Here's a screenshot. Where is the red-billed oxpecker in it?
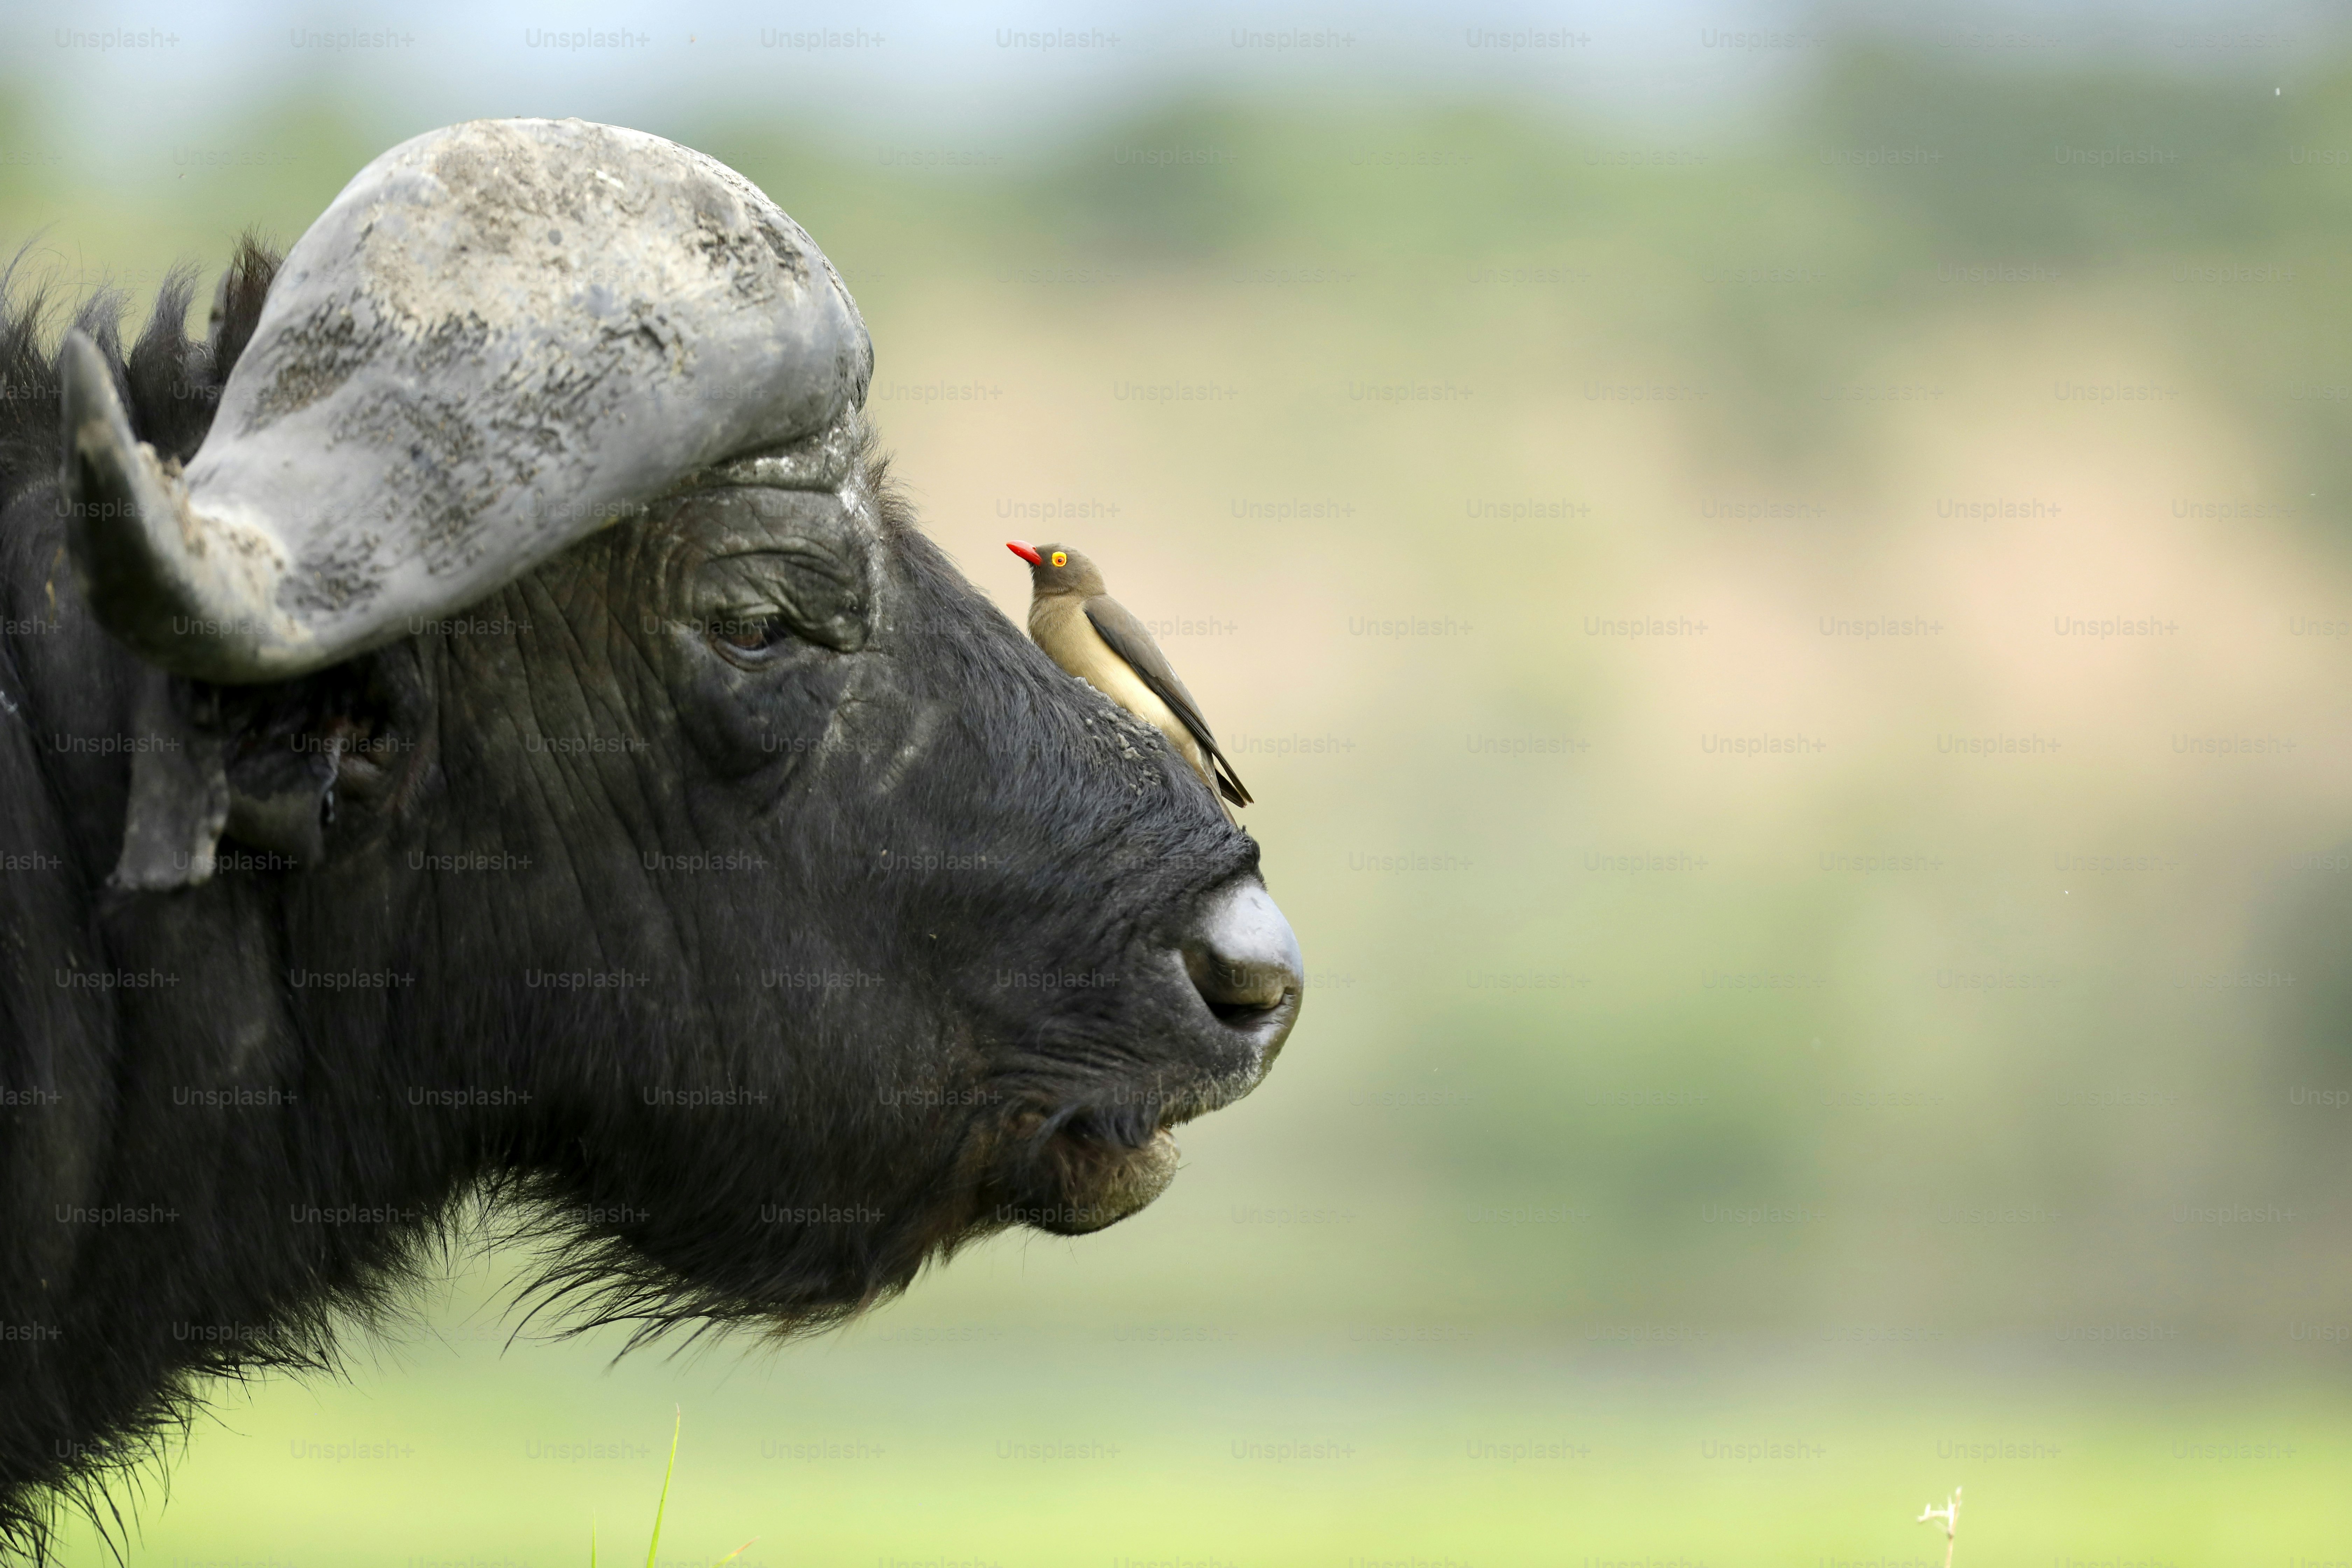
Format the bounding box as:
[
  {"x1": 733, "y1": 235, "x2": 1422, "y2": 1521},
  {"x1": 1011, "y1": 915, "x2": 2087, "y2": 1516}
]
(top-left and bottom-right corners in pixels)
[{"x1": 1007, "y1": 542, "x2": 1252, "y2": 809}]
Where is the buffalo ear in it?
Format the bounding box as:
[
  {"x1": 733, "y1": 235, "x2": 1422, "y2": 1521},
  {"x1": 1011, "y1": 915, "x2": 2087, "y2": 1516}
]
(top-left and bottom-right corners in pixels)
[
  {"x1": 108, "y1": 657, "x2": 412, "y2": 890},
  {"x1": 108, "y1": 672, "x2": 230, "y2": 891},
  {"x1": 107, "y1": 673, "x2": 337, "y2": 889}
]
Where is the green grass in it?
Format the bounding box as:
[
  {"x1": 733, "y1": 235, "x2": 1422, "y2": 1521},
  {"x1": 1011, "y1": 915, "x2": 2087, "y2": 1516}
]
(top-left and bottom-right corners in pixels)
[
  {"x1": 40, "y1": 1291, "x2": 2352, "y2": 1567},
  {"x1": 590, "y1": 1409, "x2": 754, "y2": 1568}
]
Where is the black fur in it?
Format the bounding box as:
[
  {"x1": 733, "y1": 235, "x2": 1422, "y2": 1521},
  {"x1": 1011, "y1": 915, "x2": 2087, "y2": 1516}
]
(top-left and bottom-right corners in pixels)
[{"x1": 0, "y1": 243, "x2": 1272, "y2": 1559}]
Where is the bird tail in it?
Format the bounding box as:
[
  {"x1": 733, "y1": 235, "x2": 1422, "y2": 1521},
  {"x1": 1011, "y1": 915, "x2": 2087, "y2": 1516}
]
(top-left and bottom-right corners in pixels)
[{"x1": 1211, "y1": 751, "x2": 1252, "y2": 808}]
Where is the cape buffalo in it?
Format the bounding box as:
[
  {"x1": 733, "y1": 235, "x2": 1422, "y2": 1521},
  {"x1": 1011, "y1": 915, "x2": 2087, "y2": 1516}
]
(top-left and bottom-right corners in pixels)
[{"x1": 0, "y1": 118, "x2": 1301, "y2": 1555}]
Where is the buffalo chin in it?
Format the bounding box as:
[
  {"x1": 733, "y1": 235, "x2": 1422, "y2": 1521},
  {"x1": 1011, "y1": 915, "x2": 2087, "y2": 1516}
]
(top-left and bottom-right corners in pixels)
[
  {"x1": 1051, "y1": 1126, "x2": 1182, "y2": 1234},
  {"x1": 985, "y1": 1124, "x2": 1183, "y2": 1237}
]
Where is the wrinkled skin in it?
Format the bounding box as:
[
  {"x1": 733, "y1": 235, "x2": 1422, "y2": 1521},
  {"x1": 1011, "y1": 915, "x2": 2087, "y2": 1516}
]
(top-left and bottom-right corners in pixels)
[{"x1": 0, "y1": 265, "x2": 1298, "y2": 1555}]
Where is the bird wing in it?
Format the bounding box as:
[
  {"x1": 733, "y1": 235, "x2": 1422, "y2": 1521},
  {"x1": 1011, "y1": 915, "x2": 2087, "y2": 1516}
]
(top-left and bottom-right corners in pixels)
[{"x1": 1084, "y1": 598, "x2": 1253, "y2": 807}]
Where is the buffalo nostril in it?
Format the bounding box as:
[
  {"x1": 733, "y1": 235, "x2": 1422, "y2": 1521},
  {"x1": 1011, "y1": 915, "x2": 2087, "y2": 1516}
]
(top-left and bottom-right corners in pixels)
[{"x1": 1185, "y1": 880, "x2": 1303, "y2": 1024}]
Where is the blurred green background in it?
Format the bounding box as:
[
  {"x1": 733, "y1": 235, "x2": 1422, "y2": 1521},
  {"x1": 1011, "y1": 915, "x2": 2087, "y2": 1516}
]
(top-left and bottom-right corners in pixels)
[{"x1": 7, "y1": 6, "x2": 2352, "y2": 1563}]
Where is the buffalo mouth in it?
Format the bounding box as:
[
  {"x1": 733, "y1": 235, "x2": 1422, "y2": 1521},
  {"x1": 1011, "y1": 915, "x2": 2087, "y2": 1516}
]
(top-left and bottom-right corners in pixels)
[{"x1": 975, "y1": 878, "x2": 1304, "y2": 1237}]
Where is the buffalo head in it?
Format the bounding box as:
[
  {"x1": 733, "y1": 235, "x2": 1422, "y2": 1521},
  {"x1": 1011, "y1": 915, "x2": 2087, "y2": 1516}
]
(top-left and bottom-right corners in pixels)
[{"x1": 1, "y1": 116, "x2": 1299, "y2": 1543}]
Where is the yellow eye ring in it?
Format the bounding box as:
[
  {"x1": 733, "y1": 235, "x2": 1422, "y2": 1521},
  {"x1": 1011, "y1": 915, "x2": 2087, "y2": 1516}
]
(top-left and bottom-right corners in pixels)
[{"x1": 1051, "y1": 551, "x2": 1068, "y2": 567}]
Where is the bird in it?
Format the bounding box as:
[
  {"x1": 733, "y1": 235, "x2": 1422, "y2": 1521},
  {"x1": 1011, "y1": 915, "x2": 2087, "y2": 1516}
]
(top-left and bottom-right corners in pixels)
[{"x1": 1007, "y1": 541, "x2": 1252, "y2": 808}]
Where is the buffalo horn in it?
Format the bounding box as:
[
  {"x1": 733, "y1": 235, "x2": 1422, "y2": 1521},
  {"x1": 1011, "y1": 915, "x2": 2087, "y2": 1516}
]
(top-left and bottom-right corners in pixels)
[{"x1": 61, "y1": 117, "x2": 873, "y2": 684}]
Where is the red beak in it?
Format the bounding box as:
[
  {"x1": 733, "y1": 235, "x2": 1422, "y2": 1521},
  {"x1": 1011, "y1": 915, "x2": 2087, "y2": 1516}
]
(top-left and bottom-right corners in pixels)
[{"x1": 1006, "y1": 541, "x2": 1044, "y2": 566}]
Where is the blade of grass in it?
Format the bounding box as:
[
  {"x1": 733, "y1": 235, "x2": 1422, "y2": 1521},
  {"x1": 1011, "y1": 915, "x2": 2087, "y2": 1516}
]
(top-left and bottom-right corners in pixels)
[{"x1": 645, "y1": 1407, "x2": 681, "y2": 1568}]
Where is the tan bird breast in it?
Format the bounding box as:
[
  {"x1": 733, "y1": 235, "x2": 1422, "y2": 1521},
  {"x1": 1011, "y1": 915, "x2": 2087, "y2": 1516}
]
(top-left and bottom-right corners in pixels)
[{"x1": 1028, "y1": 596, "x2": 1214, "y2": 780}]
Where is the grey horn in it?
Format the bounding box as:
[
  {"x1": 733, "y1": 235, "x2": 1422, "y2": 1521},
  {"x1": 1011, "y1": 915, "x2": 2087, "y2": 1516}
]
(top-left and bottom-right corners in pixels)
[{"x1": 59, "y1": 117, "x2": 872, "y2": 683}]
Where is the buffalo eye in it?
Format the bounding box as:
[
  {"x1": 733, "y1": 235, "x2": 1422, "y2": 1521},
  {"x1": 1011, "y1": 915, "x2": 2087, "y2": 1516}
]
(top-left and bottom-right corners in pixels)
[
  {"x1": 677, "y1": 488, "x2": 873, "y2": 659},
  {"x1": 709, "y1": 614, "x2": 791, "y2": 654}
]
